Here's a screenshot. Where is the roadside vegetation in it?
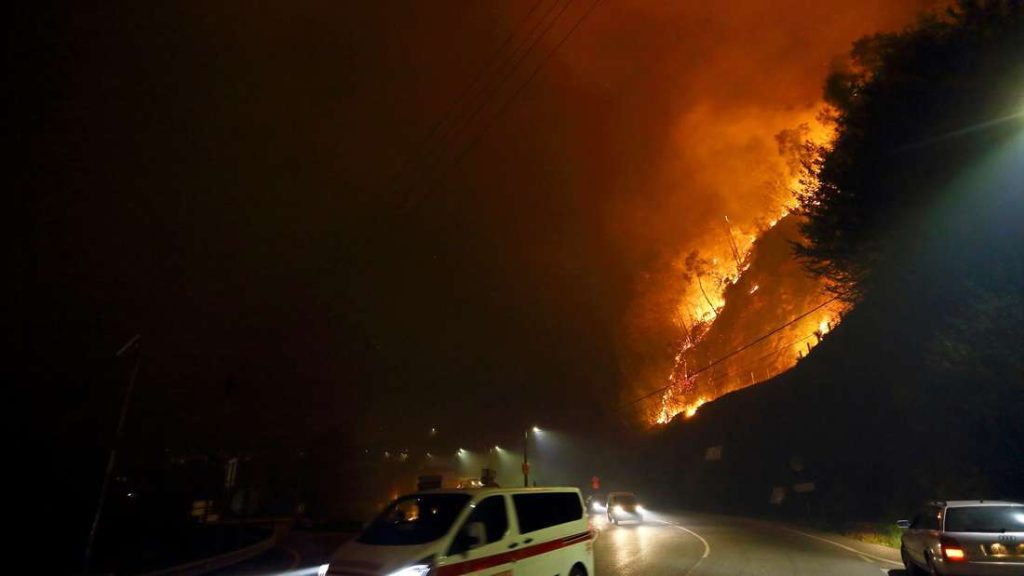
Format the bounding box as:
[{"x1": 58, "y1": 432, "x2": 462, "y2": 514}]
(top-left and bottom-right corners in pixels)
[{"x1": 647, "y1": 0, "x2": 1023, "y2": 527}]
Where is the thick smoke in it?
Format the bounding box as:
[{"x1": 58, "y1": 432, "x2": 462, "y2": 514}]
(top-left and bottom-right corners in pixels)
[{"x1": 548, "y1": 0, "x2": 931, "y2": 417}]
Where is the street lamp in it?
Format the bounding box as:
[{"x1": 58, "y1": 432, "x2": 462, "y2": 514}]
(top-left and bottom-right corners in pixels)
[{"x1": 523, "y1": 426, "x2": 542, "y2": 487}]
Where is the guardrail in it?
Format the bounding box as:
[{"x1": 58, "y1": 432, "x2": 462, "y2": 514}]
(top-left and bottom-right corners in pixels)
[{"x1": 140, "y1": 518, "x2": 290, "y2": 576}]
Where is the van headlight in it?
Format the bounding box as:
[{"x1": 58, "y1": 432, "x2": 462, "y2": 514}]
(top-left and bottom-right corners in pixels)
[
  {"x1": 637, "y1": 505, "x2": 646, "y2": 513},
  {"x1": 317, "y1": 565, "x2": 330, "y2": 576},
  {"x1": 614, "y1": 505, "x2": 624, "y2": 514},
  {"x1": 386, "y1": 565, "x2": 431, "y2": 576}
]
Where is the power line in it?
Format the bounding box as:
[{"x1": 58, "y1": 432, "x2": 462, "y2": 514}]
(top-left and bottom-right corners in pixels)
[
  {"x1": 386, "y1": 0, "x2": 550, "y2": 201},
  {"x1": 629, "y1": 295, "x2": 842, "y2": 407},
  {"x1": 406, "y1": 0, "x2": 603, "y2": 205},
  {"x1": 698, "y1": 331, "x2": 820, "y2": 388},
  {"x1": 393, "y1": 0, "x2": 571, "y2": 206},
  {"x1": 445, "y1": 0, "x2": 603, "y2": 173},
  {"x1": 422, "y1": 0, "x2": 548, "y2": 148},
  {"x1": 434, "y1": 0, "x2": 573, "y2": 157}
]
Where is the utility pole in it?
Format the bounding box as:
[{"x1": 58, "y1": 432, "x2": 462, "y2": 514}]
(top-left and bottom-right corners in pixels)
[
  {"x1": 83, "y1": 334, "x2": 142, "y2": 575},
  {"x1": 522, "y1": 428, "x2": 529, "y2": 487}
]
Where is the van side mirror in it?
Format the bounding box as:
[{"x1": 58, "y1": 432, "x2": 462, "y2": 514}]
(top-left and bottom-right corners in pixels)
[
  {"x1": 896, "y1": 520, "x2": 911, "y2": 529},
  {"x1": 453, "y1": 521, "x2": 486, "y2": 555},
  {"x1": 464, "y1": 521, "x2": 486, "y2": 549}
]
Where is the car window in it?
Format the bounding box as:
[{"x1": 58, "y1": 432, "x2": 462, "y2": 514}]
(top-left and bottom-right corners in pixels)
[
  {"x1": 944, "y1": 506, "x2": 1024, "y2": 533},
  {"x1": 513, "y1": 492, "x2": 583, "y2": 534},
  {"x1": 448, "y1": 495, "x2": 508, "y2": 555},
  {"x1": 910, "y1": 507, "x2": 941, "y2": 530},
  {"x1": 358, "y1": 493, "x2": 471, "y2": 546}
]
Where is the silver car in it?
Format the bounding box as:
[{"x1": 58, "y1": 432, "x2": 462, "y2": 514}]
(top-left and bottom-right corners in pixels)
[
  {"x1": 898, "y1": 500, "x2": 1024, "y2": 575},
  {"x1": 606, "y1": 491, "x2": 644, "y2": 525}
]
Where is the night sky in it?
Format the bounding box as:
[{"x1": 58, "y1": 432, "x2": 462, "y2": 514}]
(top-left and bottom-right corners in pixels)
[{"x1": 16, "y1": 1, "x2": 928, "y2": 454}]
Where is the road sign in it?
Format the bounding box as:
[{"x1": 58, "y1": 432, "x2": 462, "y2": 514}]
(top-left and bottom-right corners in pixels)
[
  {"x1": 521, "y1": 462, "x2": 530, "y2": 474},
  {"x1": 591, "y1": 476, "x2": 600, "y2": 490}
]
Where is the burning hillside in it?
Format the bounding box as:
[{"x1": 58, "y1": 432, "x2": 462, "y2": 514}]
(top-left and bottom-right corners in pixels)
[
  {"x1": 651, "y1": 213, "x2": 849, "y2": 424},
  {"x1": 587, "y1": 2, "x2": 926, "y2": 427},
  {"x1": 645, "y1": 122, "x2": 850, "y2": 424}
]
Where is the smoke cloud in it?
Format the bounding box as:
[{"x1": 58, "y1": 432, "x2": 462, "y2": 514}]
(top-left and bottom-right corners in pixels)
[{"x1": 537, "y1": 0, "x2": 931, "y2": 416}]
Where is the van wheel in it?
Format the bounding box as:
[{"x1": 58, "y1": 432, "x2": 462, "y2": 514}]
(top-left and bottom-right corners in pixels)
[{"x1": 569, "y1": 563, "x2": 587, "y2": 576}]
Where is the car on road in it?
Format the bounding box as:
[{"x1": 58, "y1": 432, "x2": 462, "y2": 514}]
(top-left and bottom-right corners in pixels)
[
  {"x1": 321, "y1": 486, "x2": 594, "y2": 576},
  {"x1": 898, "y1": 500, "x2": 1024, "y2": 575},
  {"x1": 606, "y1": 491, "x2": 644, "y2": 525}
]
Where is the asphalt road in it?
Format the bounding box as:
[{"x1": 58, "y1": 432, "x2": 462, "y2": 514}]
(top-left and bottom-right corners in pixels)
[
  {"x1": 212, "y1": 511, "x2": 909, "y2": 575},
  {"x1": 593, "y1": 510, "x2": 906, "y2": 576}
]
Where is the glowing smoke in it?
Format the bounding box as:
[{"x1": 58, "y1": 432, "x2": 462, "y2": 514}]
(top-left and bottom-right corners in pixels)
[{"x1": 551, "y1": 0, "x2": 931, "y2": 423}]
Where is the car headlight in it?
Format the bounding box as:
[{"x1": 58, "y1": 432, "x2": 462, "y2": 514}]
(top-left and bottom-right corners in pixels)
[
  {"x1": 317, "y1": 565, "x2": 330, "y2": 576},
  {"x1": 614, "y1": 505, "x2": 624, "y2": 514},
  {"x1": 386, "y1": 565, "x2": 431, "y2": 576},
  {"x1": 637, "y1": 505, "x2": 646, "y2": 513}
]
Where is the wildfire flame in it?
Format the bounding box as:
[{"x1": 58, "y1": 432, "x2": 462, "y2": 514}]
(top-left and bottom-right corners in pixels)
[{"x1": 649, "y1": 121, "x2": 851, "y2": 426}]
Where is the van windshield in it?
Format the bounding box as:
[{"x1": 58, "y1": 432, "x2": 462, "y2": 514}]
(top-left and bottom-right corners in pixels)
[{"x1": 358, "y1": 494, "x2": 472, "y2": 546}]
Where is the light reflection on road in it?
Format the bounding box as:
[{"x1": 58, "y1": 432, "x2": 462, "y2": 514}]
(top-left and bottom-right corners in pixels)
[
  {"x1": 592, "y1": 510, "x2": 706, "y2": 576},
  {"x1": 606, "y1": 523, "x2": 656, "y2": 571}
]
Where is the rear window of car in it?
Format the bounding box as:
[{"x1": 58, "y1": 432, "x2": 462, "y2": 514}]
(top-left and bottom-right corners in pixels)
[
  {"x1": 513, "y1": 492, "x2": 583, "y2": 534},
  {"x1": 944, "y1": 506, "x2": 1024, "y2": 533}
]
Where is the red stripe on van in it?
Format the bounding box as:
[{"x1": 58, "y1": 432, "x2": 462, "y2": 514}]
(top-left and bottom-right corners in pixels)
[{"x1": 435, "y1": 530, "x2": 594, "y2": 576}]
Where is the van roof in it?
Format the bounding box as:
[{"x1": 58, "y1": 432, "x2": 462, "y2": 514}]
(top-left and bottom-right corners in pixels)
[{"x1": 409, "y1": 486, "x2": 582, "y2": 497}]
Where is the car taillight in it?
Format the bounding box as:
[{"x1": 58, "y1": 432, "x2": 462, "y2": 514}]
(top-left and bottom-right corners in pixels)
[{"x1": 941, "y1": 536, "x2": 966, "y2": 562}]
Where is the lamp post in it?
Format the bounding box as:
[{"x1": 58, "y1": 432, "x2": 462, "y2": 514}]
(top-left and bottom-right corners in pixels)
[
  {"x1": 522, "y1": 429, "x2": 529, "y2": 487},
  {"x1": 523, "y1": 426, "x2": 541, "y2": 487},
  {"x1": 84, "y1": 334, "x2": 142, "y2": 575}
]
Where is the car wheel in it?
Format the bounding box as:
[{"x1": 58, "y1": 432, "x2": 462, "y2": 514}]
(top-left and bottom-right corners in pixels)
[
  {"x1": 925, "y1": 551, "x2": 939, "y2": 576},
  {"x1": 901, "y1": 546, "x2": 922, "y2": 576},
  {"x1": 569, "y1": 563, "x2": 587, "y2": 576}
]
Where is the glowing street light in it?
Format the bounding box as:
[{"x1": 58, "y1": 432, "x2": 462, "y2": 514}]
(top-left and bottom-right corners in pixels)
[{"x1": 523, "y1": 426, "x2": 544, "y2": 487}]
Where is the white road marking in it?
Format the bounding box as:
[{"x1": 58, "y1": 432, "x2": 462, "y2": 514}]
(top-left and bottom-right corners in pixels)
[
  {"x1": 880, "y1": 568, "x2": 890, "y2": 575},
  {"x1": 778, "y1": 526, "x2": 902, "y2": 566},
  {"x1": 657, "y1": 519, "x2": 711, "y2": 575}
]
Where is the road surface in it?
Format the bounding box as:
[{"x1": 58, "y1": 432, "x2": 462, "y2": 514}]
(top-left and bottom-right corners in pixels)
[
  {"x1": 593, "y1": 510, "x2": 905, "y2": 576},
  {"x1": 212, "y1": 510, "x2": 908, "y2": 575}
]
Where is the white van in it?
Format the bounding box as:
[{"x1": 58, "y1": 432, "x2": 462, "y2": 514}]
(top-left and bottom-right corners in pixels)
[{"x1": 321, "y1": 487, "x2": 594, "y2": 576}]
